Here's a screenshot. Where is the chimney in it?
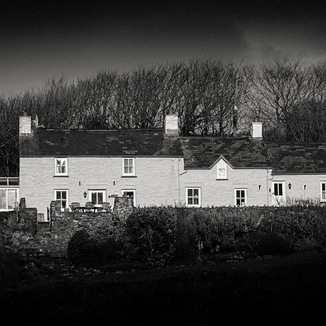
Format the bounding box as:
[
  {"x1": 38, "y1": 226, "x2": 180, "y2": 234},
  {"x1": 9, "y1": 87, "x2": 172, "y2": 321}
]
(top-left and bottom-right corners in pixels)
[
  {"x1": 165, "y1": 113, "x2": 179, "y2": 136},
  {"x1": 19, "y1": 112, "x2": 32, "y2": 135},
  {"x1": 252, "y1": 121, "x2": 263, "y2": 139}
]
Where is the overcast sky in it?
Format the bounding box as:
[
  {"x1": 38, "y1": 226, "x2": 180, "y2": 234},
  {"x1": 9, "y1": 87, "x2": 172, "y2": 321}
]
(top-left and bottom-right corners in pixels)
[{"x1": 1, "y1": 0, "x2": 326, "y2": 97}]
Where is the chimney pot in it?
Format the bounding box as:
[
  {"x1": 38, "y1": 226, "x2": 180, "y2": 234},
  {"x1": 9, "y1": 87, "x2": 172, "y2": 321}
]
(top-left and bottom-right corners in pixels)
[
  {"x1": 19, "y1": 115, "x2": 32, "y2": 134},
  {"x1": 165, "y1": 114, "x2": 179, "y2": 136},
  {"x1": 252, "y1": 121, "x2": 262, "y2": 139}
]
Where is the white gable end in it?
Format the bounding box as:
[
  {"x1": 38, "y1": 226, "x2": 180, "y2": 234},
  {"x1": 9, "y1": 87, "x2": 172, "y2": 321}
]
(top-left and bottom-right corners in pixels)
[{"x1": 216, "y1": 159, "x2": 228, "y2": 179}]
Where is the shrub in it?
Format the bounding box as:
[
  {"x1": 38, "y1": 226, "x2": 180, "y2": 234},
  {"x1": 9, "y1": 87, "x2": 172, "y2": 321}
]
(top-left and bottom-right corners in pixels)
[
  {"x1": 125, "y1": 207, "x2": 177, "y2": 266},
  {"x1": 90, "y1": 212, "x2": 127, "y2": 262},
  {"x1": 259, "y1": 206, "x2": 326, "y2": 251},
  {"x1": 67, "y1": 229, "x2": 96, "y2": 266},
  {"x1": 0, "y1": 244, "x2": 28, "y2": 287},
  {"x1": 187, "y1": 207, "x2": 263, "y2": 253},
  {"x1": 174, "y1": 207, "x2": 198, "y2": 264},
  {"x1": 67, "y1": 213, "x2": 128, "y2": 267},
  {"x1": 91, "y1": 213, "x2": 127, "y2": 243},
  {"x1": 248, "y1": 231, "x2": 293, "y2": 256}
]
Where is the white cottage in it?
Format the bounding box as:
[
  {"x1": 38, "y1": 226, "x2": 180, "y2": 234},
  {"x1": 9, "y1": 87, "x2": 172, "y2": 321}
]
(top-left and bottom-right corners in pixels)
[{"x1": 18, "y1": 112, "x2": 326, "y2": 220}]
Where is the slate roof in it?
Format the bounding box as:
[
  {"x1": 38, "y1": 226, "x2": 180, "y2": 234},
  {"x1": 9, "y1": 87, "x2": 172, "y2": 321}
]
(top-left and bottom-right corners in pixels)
[
  {"x1": 20, "y1": 128, "x2": 326, "y2": 174},
  {"x1": 265, "y1": 142, "x2": 326, "y2": 174},
  {"x1": 181, "y1": 137, "x2": 271, "y2": 169},
  {"x1": 181, "y1": 136, "x2": 326, "y2": 174},
  {"x1": 20, "y1": 128, "x2": 183, "y2": 157}
]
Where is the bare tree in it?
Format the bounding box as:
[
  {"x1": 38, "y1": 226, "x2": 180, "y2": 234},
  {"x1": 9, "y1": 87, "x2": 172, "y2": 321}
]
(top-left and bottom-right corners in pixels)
[{"x1": 246, "y1": 58, "x2": 310, "y2": 139}]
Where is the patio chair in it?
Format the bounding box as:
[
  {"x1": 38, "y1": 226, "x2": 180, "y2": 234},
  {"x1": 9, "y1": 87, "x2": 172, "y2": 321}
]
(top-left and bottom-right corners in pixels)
[
  {"x1": 102, "y1": 202, "x2": 111, "y2": 212},
  {"x1": 70, "y1": 202, "x2": 80, "y2": 211},
  {"x1": 85, "y1": 201, "x2": 95, "y2": 212}
]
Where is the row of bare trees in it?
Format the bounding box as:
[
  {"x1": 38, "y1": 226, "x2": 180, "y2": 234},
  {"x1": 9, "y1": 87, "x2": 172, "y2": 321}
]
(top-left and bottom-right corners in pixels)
[{"x1": 1, "y1": 58, "x2": 326, "y2": 176}]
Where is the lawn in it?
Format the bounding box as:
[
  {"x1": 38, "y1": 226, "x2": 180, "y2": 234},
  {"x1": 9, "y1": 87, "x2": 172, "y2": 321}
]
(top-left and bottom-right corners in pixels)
[{"x1": 1, "y1": 251, "x2": 326, "y2": 326}]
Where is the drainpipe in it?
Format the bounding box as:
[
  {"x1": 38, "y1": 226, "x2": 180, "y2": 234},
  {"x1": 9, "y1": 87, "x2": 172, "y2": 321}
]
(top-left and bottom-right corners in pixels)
[
  {"x1": 177, "y1": 158, "x2": 181, "y2": 204},
  {"x1": 266, "y1": 169, "x2": 270, "y2": 206}
]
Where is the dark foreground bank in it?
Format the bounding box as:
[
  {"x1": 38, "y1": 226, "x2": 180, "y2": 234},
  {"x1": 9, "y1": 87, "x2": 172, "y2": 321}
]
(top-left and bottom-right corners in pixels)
[{"x1": 1, "y1": 252, "x2": 326, "y2": 326}]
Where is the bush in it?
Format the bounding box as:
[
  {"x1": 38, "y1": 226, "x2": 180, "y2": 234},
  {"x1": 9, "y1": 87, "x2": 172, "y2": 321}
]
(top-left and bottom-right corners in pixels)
[
  {"x1": 67, "y1": 229, "x2": 96, "y2": 266},
  {"x1": 67, "y1": 214, "x2": 127, "y2": 267},
  {"x1": 186, "y1": 207, "x2": 262, "y2": 253},
  {"x1": 259, "y1": 206, "x2": 326, "y2": 251},
  {"x1": 249, "y1": 231, "x2": 293, "y2": 256},
  {"x1": 0, "y1": 244, "x2": 28, "y2": 287},
  {"x1": 125, "y1": 207, "x2": 177, "y2": 266},
  {"x1": 91, "y1": 212, "x2": 127, "y2": 262},
  {"x1": 174, "y1": 207, "x2": 198, "y2": 264}
]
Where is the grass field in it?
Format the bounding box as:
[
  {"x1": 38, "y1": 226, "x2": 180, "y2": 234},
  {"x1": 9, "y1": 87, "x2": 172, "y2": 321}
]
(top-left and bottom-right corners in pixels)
[{"x1": 1, "y1": 251, "x2": 326, "y2": 326}]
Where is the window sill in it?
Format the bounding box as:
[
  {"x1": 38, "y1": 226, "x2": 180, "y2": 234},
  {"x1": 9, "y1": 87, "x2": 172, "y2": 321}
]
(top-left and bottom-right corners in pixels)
[
  {"x1": 216, "y1": 178, "x2": 228, "y2": 180},
  {"x1": 53, "y1": 175, "x2": 69, "y2": 177},
  {"x1": 121, "y1": 175, "x2": 137, "y2": 178}
]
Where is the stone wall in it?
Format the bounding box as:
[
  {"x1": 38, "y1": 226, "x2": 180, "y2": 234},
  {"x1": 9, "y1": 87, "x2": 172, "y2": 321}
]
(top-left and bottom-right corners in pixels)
[
  {"x1": 0, "y1": 208, "x2": 38, "y2": 250},
  {"x1": 0, "y1": 196, "x2": 134, "y2": 258}
]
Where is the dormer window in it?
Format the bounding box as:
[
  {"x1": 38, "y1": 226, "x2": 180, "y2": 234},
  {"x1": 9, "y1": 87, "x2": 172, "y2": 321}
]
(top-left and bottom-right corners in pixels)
[
  {"x1": 216, "y1": 159, "x2": 227, "y2": 179},
  {"x1": 55, "y1": 158, "x2": 68, "y2": 176}
]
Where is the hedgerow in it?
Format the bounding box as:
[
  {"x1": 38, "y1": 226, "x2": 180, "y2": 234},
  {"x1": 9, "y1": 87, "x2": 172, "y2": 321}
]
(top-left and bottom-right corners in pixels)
[{"x1": 66, "y1": 205, "x2": 326, "y2": 267}]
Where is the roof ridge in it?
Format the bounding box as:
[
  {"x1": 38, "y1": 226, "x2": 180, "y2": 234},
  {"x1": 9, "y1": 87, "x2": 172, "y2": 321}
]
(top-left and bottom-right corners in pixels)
[{"x1": 43, "y1": 128, "x2": 164, "y2": 132}]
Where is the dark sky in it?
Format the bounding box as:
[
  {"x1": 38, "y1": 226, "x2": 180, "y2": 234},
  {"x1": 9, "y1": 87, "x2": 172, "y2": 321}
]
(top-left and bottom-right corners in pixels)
[{"x1": 1, "y1": 0, "x2": 326, "y2": 97}]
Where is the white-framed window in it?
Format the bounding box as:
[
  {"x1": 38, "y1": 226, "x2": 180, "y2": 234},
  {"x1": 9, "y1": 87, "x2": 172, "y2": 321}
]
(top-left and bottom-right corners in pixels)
[
  {"x1": 121, "y1": 189, "x2": 136, "y2": 206},
  {"x1": 235, "y1": 189, "x2": 247, "y2": 207},
  {"x1": 122, "y1": 158, "x2": 135, "y2": 176},
  {"x1": 186, "y1": 188, "x2": 201, "y2": 207},
  {"x1": 216, "y1": 160, "x2": 227, "y2": 179},
  {"x1": 0, "y1": 188, "x2": 19, "y2": 211},
  {"x1": 321, "y1": 182, "x2": 326, "y2": 202},
  {"x1": 55, "y1": 158, "x2": 68, "y2": 176},
  {"x1": 54, "y1": 190, "x2": 68, "y2": 211},
  {"x1": 88, "y1": 190, "x2": 106, "y2": 205}
]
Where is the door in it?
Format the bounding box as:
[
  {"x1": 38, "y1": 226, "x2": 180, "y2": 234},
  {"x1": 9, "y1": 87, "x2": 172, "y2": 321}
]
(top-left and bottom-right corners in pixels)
[
  {"x1": 272, "y1": 182, "x2": 286, "y2": 205},
  {"x1": 89, "y1": 190, "x2": 106, "y2": 205}
]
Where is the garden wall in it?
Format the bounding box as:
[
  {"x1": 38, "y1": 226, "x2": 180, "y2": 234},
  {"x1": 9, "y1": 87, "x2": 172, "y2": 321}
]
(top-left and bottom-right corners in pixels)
[
  {"x1": 0, "y1": 197, "x2": 133, "y2": 258},
  {"x1": 0, "y1": 208, "x2": 37, "y2": 245}
]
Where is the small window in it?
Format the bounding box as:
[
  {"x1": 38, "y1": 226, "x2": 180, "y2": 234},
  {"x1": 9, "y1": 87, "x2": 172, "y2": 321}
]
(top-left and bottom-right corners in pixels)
[
  {"x1": 122, "y1": 158, "x2": 135, "y2": 176},
  {"x1": 186, "y1": 188, "x2": 201, "y2": 207},
  {"x1": 55, "y1": 190, "x2": 68, "y2": 211},
  {"x1": 89, "y1": 190, "x2": 106, "y2": 205},
  {"x1": 121, "y1": 190, "x2": 136, "y2": 206},
  {"x1": 216, "y1": 160, "x2": 227, "y2": 179},
  {"x1": 235, "y1": 189, "x2": 247, "y2": 207},
  {"x1": 55, "y1": 158, "x2": 68, "y2": 176},
  {"x1": 321, "y1": 182, "x2": 326, "y2": 202}
]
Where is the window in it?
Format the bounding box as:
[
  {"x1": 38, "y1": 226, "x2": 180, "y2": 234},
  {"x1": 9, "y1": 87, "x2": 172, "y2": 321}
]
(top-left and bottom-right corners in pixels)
[
  {"x1": 0, "y1": 177, "x2": 19, "y2": 186},
  {"x1": 55, "y1": 190, "x2": 68, "y2": 211},
  {"x1": 0, "y1": 188, "x2": 19, "y2": 211},
  {"x1": 235, "y1": 189, "x2": 247, "y2": 206},
  {"x1": 216, "y1": 160, "x2": 227, "y2": 179},
  {"x1": 121, "y1": 190, "x2": 136, "y2": 206},
  {"x1": 321, "y1": 182, "x2": 326, "y2": 202},
  {"x1": 186, "y1": 188, "x2": 201, "y2": 207},
  {"x1": 89, "y1": 190, "x2": 106, "y2": 205},
  {"x1": 122, "y1": 158, "x2": 135, "y2": 176},
  {"x1": 55, "y1": 158, "x2": 68, "y2": 176}
]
